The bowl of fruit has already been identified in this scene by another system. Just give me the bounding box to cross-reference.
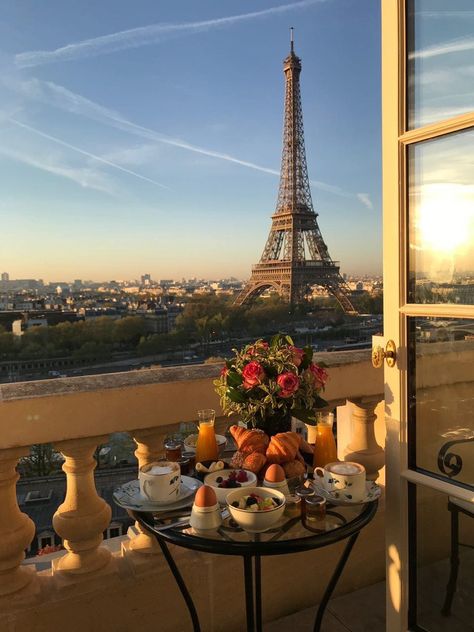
[204,469,257,505]
[226,487,286,533]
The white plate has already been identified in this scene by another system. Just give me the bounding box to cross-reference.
[113,476,202,512]
[183,434,227,453]
[311,480,382,506]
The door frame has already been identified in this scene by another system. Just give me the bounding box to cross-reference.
[381,2,474,630]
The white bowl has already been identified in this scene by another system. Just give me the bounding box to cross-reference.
[204,469,257,505]
[226,487,286,533]
[184,434,227,455]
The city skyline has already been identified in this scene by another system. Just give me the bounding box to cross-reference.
[0,0,381,280]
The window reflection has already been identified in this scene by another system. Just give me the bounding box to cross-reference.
[408,130,474,304]
[407,0,474,128]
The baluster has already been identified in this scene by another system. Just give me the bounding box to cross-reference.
[52,437,111,574]
[0,448,36,596]
[345,398,385,481]
[128,428,166,553]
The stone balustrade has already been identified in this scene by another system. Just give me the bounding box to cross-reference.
[0,351,385,630]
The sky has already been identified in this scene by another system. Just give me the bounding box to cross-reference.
[0,0,382,282]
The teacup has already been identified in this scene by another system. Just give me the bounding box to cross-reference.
[139,461,181,502]
[314,461,366,502]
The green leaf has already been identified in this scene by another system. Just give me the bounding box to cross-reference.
[226,387,246,403]
[292,408,317,424]
[226,370,242,387]
[285,334,294,346]
[270,333,283,348]
[314,395,328,409]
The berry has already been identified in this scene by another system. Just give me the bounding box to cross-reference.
[232,501,239,508]
[228,471,237,480]
[246,497,258,507]
[236,471,248,483]
[215,476,223,483]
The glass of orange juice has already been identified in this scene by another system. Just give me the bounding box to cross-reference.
[195,409,219,463]
[313,412,338,468]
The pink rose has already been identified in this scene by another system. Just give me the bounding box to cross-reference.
[220,366,229,377]
[289,345,305,367]
[307,363,328,389]
[242,361,266,389]
[277,372,300,398]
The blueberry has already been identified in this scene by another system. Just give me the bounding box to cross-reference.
[232,501,239,507]
[216,476,223,483]
[272,497,281,505]
[246,497,258,507]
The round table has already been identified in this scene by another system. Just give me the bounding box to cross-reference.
[132,498,378,632]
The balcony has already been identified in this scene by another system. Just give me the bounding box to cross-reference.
[0,350,386,631]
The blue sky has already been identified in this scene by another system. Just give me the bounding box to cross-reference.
[0,0,381,282]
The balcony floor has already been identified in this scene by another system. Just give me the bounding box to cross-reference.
[264,580,386,631]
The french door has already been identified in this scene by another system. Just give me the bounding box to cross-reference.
[382,2,474,631]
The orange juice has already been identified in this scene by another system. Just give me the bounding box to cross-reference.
[313,422,337,468]
[195,421,218,462]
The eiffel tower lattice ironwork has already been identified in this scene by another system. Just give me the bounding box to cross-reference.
[235,32,357,314]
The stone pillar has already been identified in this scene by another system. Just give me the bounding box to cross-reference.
[128,428,166,554]
[0,448,36,596]
[345,398,385,481]
[53,436,112,574]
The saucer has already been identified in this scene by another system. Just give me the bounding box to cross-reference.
[311,480,382,506]
[113,476,202,512]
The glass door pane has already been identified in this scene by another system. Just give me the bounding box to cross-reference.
[407,0,474,129]
[407,130,474,304]
[409,484,474,631]
[408,317,474,489]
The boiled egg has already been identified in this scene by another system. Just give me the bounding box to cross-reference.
[264,463,286,483]
[194,485,217,508]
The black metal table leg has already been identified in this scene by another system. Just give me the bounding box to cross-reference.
[313,533,359,632]
[255,555,262,632]
[244,555,256,632]
[155,536,201,632]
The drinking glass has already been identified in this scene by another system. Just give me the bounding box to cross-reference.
[195,409,218,462]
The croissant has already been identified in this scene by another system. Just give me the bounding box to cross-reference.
[283,459,306,479]
[266,432,301,464]
[230,425,269,455]
[242,452,267,474]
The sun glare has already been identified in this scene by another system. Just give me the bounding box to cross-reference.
[416,183,474,254]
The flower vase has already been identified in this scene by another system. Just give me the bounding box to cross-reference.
[251,409,292,437]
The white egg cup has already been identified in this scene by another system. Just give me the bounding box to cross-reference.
[189,502,222,531]
[263,479,290,497]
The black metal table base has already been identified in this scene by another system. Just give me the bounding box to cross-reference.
[157,532,359,632]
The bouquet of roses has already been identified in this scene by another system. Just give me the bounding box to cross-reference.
[214,334,328,430]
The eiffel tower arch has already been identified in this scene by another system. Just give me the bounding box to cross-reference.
[235,31,357,315]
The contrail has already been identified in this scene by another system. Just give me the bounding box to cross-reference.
[15,0,323,68]
[409,36,474,60]
[9,118,169,189]
[13,77,347,196]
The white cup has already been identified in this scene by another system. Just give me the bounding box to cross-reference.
[314,461,366,502]
[139,461,181,502]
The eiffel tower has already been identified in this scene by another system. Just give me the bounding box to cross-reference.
[235,31,357,314]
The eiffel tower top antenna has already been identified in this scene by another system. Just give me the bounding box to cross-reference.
[290,26,294,53]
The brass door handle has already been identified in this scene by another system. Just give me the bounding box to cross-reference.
[372,340,396,368]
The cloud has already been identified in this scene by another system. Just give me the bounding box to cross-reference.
[15,0,323,68]
[357,193,373,210]
[8,118,169,190]
[410,36,474,60]
[0,137,115,195]
[12,77,354,197]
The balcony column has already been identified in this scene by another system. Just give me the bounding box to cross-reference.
[128,428,165,554]
[0,448,36,596]
[344,397,385,481]
[52,436,112,574]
